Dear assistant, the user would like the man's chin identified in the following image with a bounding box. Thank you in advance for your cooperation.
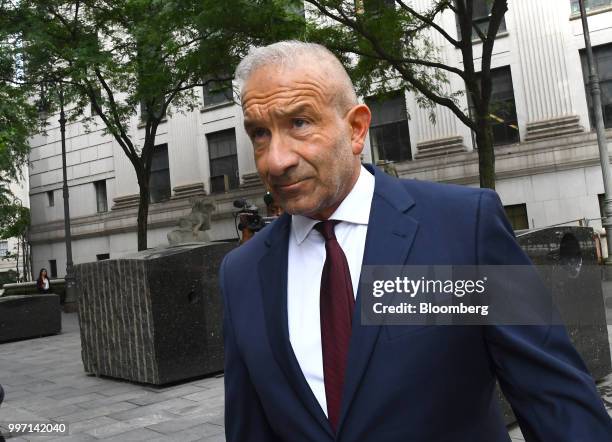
[281,201,319,217]
[281,205,311,216]
[283,203,337,220]
[275,191,337,219]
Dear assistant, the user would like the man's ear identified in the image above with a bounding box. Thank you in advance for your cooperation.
[346,104,372,155]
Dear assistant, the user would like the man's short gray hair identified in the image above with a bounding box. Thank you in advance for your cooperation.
[235,40,358,113]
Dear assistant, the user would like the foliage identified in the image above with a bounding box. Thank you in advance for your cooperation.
[0,3,37,192]
[0,269,18,286]
[0,7,37,279]
[304,0,509,188]
[9,0,303,250]
[0,199,29,240]
[0,188,30,281]
[0,83,36,184]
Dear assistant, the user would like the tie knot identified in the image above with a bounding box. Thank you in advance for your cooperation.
[314,220,340,241]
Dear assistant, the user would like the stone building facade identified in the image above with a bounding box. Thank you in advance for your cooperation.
[27,0,612,276]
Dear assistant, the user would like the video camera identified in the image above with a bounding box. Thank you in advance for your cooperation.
[233,194,279,243]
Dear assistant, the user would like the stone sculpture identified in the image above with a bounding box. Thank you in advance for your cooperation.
[167,199,215,245]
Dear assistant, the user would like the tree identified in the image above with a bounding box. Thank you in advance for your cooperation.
[0,202,31,282]
[0,17,37,188]
[11,0,302,250]
[0,9,37,281]
[305,0,509,189]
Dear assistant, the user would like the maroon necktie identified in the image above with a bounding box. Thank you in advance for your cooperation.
[315,220,355,432]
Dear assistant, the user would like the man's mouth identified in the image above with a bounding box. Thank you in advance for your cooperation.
[274,178,310,192]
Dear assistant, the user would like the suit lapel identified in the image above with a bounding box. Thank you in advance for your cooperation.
[258,214,335,438]
[258,166,419,439]
[336,165,419,436]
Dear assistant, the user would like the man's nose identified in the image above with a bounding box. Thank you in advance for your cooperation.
[266,132,299,177]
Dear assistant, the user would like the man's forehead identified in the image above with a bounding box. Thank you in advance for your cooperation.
[243,100,321,129]
[241,64,334,107]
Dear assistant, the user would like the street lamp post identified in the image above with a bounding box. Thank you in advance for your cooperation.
[13,196,24,281]
[579,0,612,264]
[58,84,77,312]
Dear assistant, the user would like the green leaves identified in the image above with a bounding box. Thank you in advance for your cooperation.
[305,0,451,102]
[4,0,305,250]
[0,200,29,241]
[305,0,508,188]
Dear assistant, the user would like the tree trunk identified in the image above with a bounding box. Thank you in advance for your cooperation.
[475,114,496,190]
[137,181,151,251]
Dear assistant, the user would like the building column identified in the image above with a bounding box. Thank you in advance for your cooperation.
[512,0,585,141]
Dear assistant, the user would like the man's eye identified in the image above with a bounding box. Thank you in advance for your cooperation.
[251,128,269,140]
[293,118,309,129]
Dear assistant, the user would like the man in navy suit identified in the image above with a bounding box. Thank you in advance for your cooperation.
[220,40,612,441]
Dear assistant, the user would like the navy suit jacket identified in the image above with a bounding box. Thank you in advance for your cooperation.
[220,164,612,441]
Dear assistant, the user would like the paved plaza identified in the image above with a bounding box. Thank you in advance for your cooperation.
[1,312,611,441]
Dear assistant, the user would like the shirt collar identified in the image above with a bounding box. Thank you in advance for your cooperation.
[291,165,375,245]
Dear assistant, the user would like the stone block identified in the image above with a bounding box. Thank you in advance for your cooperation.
[75,242,236,385]
[0,294,61,343]
[497,226,611,424]
[2,279,66,303]
[517,226,611,380]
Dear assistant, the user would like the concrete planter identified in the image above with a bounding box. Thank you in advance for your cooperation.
[74,242,236,385]
[0,294,61,343]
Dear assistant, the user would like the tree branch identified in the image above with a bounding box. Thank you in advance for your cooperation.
[479,1,508,107]
[161,32,212,61]
[307,1,473,128]
[93,67,138,159]
[83,78,138,164]
[470,21,487,43]
[161,75,233,96]
[395,0,461,48]
[44,4,72,30]
[395,62,475,129]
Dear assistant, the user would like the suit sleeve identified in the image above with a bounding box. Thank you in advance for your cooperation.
[220,255,280,442]
[477,190,612,441]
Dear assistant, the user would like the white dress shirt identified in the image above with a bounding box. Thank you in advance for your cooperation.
[287,165,375,416]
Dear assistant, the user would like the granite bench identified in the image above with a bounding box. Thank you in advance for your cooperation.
[0,294,61,343]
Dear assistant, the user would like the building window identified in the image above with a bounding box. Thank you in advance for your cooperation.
[571,0,612,14]
[488,67,519,146]
[49,259,57,278]
[469,66,519,147]
[580,43,612,129]
[456,0,507,40]
[149,144,171,203]
[96,253,110,261]
[203,80,233,108]
[207,129,239,192]
[504,204,529,231]
[366,91,412,163]
[598,193,606,219]
[47,190,55,207]
[94,180,108,213]
[0,241,8,257]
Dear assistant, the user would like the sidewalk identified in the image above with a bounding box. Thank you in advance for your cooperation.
[1,313,611,441]
[0,313,224,441]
